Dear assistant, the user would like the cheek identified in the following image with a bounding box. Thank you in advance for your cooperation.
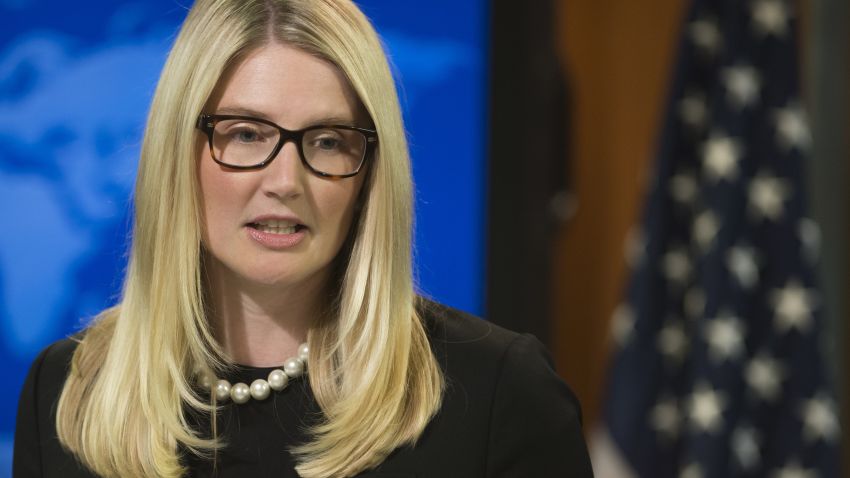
[315,181,364,236]
[198,155,246,241]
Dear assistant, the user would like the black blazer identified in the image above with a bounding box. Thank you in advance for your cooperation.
[14,300,594,477]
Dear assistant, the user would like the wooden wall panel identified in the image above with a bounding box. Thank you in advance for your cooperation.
[552,0,686,429]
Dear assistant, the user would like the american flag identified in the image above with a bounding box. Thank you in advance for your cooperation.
[601,0,841,477]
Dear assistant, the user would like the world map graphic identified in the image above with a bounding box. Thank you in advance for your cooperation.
[0,1,484,474]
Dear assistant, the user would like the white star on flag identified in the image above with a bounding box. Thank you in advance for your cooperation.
[689,18,721,55]
[670,171,699,205]
[680,463,704,478]
[702,134,742,182]
[650,396,681,440]
[684,287,706,320]
[800,394,840,443]
[693,210,721,252]
[772,461,816,478]
[657,320,689,366]
[722,65,761,108]
[662,246,692,285]
[602,0,841,472]
[770,280,817,334]
[749,171,791,221]
[679,93,709,129]
[751,0,790,37]
[703,310,745,362]
[774,102,811,151]
[732,426,762,470]
[745,353,786,401]
[726,245,760,289]
[688,382,727,433]
[798,218,821,264]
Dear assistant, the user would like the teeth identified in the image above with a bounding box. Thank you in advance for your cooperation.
[251,219,301,235]
[256,224,298,235]
[256,219,297,228]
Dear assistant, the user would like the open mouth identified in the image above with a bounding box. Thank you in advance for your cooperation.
[247,221,306,235]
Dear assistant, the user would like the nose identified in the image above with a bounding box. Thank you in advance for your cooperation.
[260,140,305,199]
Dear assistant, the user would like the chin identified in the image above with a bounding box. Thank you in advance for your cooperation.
[239,261,329,291]
[203,246,336,293]
[240,269,307,288]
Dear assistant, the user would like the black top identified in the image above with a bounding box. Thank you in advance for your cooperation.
[14,300,594,477]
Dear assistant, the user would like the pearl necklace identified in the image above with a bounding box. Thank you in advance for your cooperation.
[198,343,309,405]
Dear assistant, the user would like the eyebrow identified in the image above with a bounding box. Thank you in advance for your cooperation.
[215,106,270,118]
[213,106,357,127]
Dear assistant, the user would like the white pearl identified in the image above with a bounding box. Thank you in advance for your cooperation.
[215,380,231,401]
[205,343,307,405]
[250,379,271,400]
[268,369,289,391]
[231,382,250,404]
[284,358,304,378]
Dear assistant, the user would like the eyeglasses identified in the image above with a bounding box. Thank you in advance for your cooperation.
[196,114,378,179]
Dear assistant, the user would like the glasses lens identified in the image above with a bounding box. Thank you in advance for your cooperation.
[302,127,367,176]
[212,119,279,167]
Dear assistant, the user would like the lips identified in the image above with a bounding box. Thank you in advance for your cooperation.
[245,215,307,249]
[246,215,307,235]
[247,219,305,235]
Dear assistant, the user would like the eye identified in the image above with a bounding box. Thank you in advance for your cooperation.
[308,130,347,152]
[214,120,274,145]
[236,129,259,143]
[304,128,366,161]
[229,126,265,144]
[315,136,342,151]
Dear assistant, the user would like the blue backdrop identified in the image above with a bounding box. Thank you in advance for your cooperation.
[0,1,487,474]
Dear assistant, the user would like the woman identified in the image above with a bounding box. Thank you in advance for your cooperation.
[13,0,593,476]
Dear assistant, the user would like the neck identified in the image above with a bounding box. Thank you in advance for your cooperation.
[206,262,325,367]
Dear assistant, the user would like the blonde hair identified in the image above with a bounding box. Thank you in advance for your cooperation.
[55,1,444,476]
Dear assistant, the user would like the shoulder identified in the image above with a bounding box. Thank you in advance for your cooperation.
[413,298,593,476]
[417,296,527,356]
[21,337,80,406]
[18,337,80,421]
[417,297,572,397]
[417,298,529,402]
[35,336,79,375]
[416,296,583,415]
[14,337,85,477]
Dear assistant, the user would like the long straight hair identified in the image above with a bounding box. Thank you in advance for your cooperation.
[55,1,444,476]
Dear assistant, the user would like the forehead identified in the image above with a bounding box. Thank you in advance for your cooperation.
[209,42,364,126]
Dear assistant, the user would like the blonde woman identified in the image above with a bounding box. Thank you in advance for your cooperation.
[13,0,592,477]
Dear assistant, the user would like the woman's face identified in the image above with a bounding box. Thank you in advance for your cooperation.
[199,43,367,292]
